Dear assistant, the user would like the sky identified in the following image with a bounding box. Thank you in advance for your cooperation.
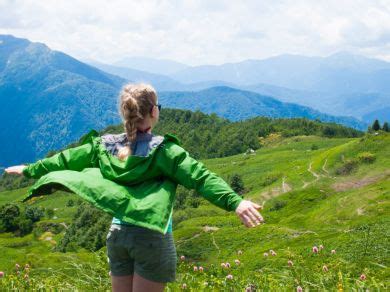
[1,0,390,66]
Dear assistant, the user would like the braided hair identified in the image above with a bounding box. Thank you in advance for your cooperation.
[117,83,158,160]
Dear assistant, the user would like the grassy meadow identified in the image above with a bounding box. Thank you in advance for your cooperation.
[0,131,389,291]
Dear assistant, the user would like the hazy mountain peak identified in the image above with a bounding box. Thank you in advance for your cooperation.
[112,56,190,76]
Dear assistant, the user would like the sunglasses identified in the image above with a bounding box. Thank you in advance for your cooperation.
[151,103,162,112]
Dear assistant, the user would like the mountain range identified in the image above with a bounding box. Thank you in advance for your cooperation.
[99,52,390,122]
[0,34,383,167]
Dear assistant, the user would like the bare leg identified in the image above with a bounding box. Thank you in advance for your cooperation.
[132,272,166,292]
[111,274,134,292]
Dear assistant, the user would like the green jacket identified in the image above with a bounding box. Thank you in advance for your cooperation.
[22,129,244,234]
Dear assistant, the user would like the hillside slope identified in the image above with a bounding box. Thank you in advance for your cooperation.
[0,131,388,290]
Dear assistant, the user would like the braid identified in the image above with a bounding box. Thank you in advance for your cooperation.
[117,83,158,161]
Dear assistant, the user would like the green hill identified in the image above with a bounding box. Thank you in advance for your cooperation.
[0,113,388,290]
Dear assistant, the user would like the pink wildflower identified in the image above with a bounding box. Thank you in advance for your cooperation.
[331,249,336,254]
[15,264,20,270]
[225,262,231,268]
[360,274,366,281]
[226,274,233,280]
[237,250,243,255]
[270,249,277,256]
[288,260,293,267]
[234,259,241,265]
[322,265,329,272]
[0,271,4,278]
[319,244,324,250]
[180,255,185,261]
[263,252,269,257]
[297,286,303,292]
[193,266,198,272]
[312,246,319,253]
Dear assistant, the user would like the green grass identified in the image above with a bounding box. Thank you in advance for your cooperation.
[0,132,389,290]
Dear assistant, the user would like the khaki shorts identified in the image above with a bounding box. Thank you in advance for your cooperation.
[106,223,177,283]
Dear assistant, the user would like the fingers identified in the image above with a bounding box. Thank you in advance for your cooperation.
[240,213,254,228]
[239,208,264,228]
[249,206,264,223]
[252,202,263,210]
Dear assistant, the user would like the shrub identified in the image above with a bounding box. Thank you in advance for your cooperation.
[66,199,75,207]
[229,174,245,195]
[269,200,287,211]
[261,174,280,187]
[335,159,359,175]
[357,152,376,164]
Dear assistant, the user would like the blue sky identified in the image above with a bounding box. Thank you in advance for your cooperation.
[1,0,389,65]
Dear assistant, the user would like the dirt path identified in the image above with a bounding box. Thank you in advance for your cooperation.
[322,158,329,174]
[176,233,201,248]
[302,161,321,188]
[211,233,221,255]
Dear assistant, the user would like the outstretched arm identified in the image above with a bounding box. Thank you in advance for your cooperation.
[157,142,264,228]
[5,142,96,179]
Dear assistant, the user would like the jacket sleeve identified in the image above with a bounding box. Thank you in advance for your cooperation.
[157,142,243,212]
[22,141,96,179]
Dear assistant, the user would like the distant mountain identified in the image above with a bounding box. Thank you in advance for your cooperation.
[158,86,367,130]
[88,61,186,91]
[113,56,190,75]
[167,52,390,121]
[0,35,125,167]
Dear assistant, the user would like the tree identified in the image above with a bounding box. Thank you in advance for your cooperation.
[372,119,381,131]
[383,122,389,132]
[229,174,245,195]
[0,203,20,232]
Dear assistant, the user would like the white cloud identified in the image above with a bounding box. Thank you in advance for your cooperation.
[0,0,389,65]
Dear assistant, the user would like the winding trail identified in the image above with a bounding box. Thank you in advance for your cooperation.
[211,233,221,255]
[322,158,329,174]
[302,161,320,189]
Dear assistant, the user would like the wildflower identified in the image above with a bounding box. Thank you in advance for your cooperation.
[312,246,319,253]
[221,262,226,268]
[322,265,329,272]
[226,274,233,280]
[331,249,336,254]
[181,283,187,289]
[263,252,269,257]
[319,244,324,250]
[270,249,277,256]
[199,266,204,272]
[238,250,243,255]
[24,263,30,269]
[0,271,4,278]
[193,266,198,272]
[15,263,20,270]
[180,255,185,261]
[23,273,29,280]
[225,262,231,268]
[297,286,303,292]
[204,281,208,286]
[288,260,294,267]
[360,274,366,281]
[234,259,241,265]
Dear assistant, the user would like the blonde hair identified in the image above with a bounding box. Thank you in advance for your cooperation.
[117,83,158,160]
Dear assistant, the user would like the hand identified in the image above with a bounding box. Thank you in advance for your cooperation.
[4,165,27,176]
[235,200,264,228]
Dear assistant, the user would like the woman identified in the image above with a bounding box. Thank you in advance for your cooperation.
[5,83,264,292]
